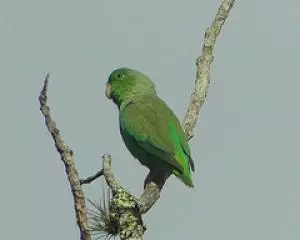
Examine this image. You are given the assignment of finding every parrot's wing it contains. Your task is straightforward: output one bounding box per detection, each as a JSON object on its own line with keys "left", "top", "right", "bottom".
{"left": 180, "top": 140, "right": 195, "bottom": 172}
{"left": 120, "top": 96, "right": 192, "bottom": 173}
{"left": 177, "top": 130, "right": 195, "bottom": 172}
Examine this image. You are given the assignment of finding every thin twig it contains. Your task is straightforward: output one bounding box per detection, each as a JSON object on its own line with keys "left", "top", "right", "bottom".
{"left": 39, "top": 74, "right": 91, "bottom": 240}
{"left": 80, "top": 169, "right": 104, "bottom": 185}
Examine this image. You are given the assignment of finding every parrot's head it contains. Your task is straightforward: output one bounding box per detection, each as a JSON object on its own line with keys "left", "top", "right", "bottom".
{"left": 105, "top": 67, "right": 156, "bottom": 106}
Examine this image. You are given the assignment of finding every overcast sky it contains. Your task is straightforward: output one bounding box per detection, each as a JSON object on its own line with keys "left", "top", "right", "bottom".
{"left": 1, "top": 0, "right": 299, "bottom": 239}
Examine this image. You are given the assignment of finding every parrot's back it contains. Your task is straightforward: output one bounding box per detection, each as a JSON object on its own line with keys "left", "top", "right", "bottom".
{"left": 119, "top": 94, "right": 195, "bottom": 187}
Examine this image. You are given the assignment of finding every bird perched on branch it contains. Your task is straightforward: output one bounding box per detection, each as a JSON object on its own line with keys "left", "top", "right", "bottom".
{"left": 105, "top": 68, "right": 195, "bottom": 188}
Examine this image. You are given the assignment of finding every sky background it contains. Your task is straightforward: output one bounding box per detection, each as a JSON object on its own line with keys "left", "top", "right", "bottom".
{"left": 0, "top": 0, "right": 299, "bottom": 239}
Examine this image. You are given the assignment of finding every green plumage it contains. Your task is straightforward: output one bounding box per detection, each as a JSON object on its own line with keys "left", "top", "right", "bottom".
{"left": 105, "top": 68, "right": 195, "bottom": 187}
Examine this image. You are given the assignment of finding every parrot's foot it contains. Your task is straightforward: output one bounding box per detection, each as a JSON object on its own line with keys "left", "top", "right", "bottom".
{"left": 144, "top": 170, "right": 171, "bottom": 190}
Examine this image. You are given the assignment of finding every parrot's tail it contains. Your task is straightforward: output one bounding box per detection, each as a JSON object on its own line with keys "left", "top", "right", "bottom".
{"left": 173, "top": 170, "right": 194, "bottom": 188}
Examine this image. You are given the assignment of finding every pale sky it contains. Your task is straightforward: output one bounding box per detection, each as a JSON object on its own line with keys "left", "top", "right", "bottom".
{"left": 1, "top": 1, "right": 299, "bottom": 239}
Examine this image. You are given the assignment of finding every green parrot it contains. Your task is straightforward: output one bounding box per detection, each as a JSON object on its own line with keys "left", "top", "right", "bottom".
{"left": 105, "top": 68, "right": 195, "bottom": 188}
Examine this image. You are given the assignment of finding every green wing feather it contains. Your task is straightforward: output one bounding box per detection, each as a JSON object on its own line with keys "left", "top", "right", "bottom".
{"left": 119, "top": 95, "right": 194, "bottom": 187}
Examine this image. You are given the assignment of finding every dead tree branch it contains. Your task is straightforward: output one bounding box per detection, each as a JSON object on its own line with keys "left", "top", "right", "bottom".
{"left": 183, "top": 0, "right": 235, "bottom": 139}
{"left": 39, "top": 74, "right": 91, "bottom": 240}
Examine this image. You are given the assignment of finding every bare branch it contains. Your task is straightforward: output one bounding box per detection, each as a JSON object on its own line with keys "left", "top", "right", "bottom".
{"left": 39, "top": 74, "right": 91, "bottom": 240}
{"left": 183, "top": 0, "right": 236, "bottom": 139}
{"left": 138, "top": 183, "right": 160, "bottom": 214}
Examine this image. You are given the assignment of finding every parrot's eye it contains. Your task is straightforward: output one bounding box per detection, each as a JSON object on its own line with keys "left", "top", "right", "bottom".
{"left": 117, "top": 73, "right": 124, "bottom": 79}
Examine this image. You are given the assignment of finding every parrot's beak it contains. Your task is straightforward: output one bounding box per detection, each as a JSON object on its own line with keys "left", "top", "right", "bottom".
{"left": 105, "top": 83, "right": 112, "bottom": 99}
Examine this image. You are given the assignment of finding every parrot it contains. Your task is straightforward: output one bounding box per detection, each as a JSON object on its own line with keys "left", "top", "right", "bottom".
{"left": 105, "top": 67, "right": 195, "bottom": 188}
